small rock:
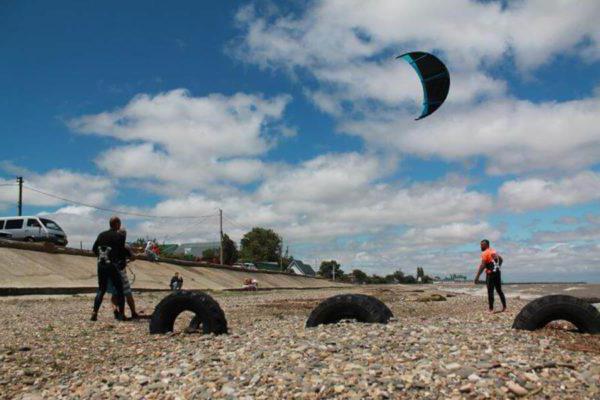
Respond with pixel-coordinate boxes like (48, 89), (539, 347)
(134, 375), (149, 386)
(459, 383), (473, 393)
(21, 393), (43, 400)
(445, 363), (461, 371)
(506, 381), (528, 397)
(523, 372), (539, 382)
(334, 385), (345, 393)
(221, 385), (235, 395)
(456, 367), (477, 379)
(249, 374), (260, 386)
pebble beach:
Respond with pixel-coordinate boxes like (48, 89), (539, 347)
(1, 286), (599, 399)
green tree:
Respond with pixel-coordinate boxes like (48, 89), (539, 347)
(416, 267), (425, 280)
(222, 234), (239, 265)
(392, 269), (405, 283)
(202, 247), (218, 260)
(403, 274), (417, 284)
(351, 269), (368, 284)
(369, 274), (386, 284)
(239, 227), (282, 262)
(319, 260), (343, 279)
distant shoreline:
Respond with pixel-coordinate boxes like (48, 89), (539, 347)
(503, 282), (588, 285)
(438, 281), (589, 285)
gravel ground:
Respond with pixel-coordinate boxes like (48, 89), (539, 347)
(0, 286), (599, 399)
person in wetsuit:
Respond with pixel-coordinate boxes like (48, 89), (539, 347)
(107, 229), (140, 319)
(474, 239), (507, 313)
(170, 272), (183, 291)
(91, 216), (127, 321)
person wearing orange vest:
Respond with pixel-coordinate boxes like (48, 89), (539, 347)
(474, 239), (506, 313)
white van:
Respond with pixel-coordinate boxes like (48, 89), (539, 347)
(0, 216), (68, 246)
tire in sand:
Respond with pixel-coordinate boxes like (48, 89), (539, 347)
(512, 295), (600, 334)
(306, 294), (393, 328)
(149, 291), (228, 335)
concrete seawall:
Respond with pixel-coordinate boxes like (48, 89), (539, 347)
(0, 242), (348, 295)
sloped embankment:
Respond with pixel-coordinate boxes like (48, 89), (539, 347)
(0, 241), (347, 295)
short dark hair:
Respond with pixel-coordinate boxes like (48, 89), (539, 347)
(481, 239), (490, 246)
(109, 216), (121, 229)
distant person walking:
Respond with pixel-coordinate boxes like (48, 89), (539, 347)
(170, 272), (183, 291)
(145, 240), (159, 262)
(474, 239), (507, 313)
(91, 216), (127, 321)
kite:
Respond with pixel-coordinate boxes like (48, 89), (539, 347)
(397, 51), (450, 120)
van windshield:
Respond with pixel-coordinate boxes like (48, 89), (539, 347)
(40, 218), (63, 231)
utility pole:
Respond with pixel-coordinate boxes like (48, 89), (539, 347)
(279, 239), (283, 271)
(332, 262), (335, 281)
(16, 177), (23, 216)
(219, 209), (223, 265)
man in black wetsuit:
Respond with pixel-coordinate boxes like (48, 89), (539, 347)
(91, 216), (127, 321)
(474, 239), (507, 313)
(170, 272), (183, 291)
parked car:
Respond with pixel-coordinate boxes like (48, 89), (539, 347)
(0, 216), (68, 246)
(242, 262), (257, 270)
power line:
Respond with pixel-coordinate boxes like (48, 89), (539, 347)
(222, 214), (253, 232)
(22, 184), (217, 220)
(0, 183), (17, 187)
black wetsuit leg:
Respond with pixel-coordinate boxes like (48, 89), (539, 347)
(486, 271), (507, 310)
(485, 273), (495, 310)
(93, 262), (110, 313)
(494, 270), (507, 309)
(110, 267), (125, 317)
(93, 262), (125, 315)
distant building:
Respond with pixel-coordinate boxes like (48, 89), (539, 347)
(287, 260), (316, 276)
(254, 261), (282, 272)
(173, 242), (220, 258)
(442, 273), (468, 282)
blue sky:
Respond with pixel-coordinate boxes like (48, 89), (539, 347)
(1, 0), (599, 282)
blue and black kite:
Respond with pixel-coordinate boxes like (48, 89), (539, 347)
(397, 51), (450, 120)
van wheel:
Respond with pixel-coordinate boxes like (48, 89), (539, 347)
(25, 237), (35, 243)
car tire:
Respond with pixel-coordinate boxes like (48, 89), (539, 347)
(512, 295), (600, 334)
(306, 294), (393, 328)
(149, 291), (228, 335)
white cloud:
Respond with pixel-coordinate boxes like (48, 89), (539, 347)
(400, 222), (501, 248)
(499, 170), (600, 212)
(138, 152), (493, 243)
(69, 89), (292, 189)
(342, 96), (600, 174)
(0, 165), (115, 210)
(231, 1), (600, 176)
(234, 0), (600, 80)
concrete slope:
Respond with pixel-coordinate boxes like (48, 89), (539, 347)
(0, 246), (347, 292)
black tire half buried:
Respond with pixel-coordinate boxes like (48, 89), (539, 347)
(149, 291), (228, 335)
(306, 294), (393, 328)
(512, 295), (600, 334)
